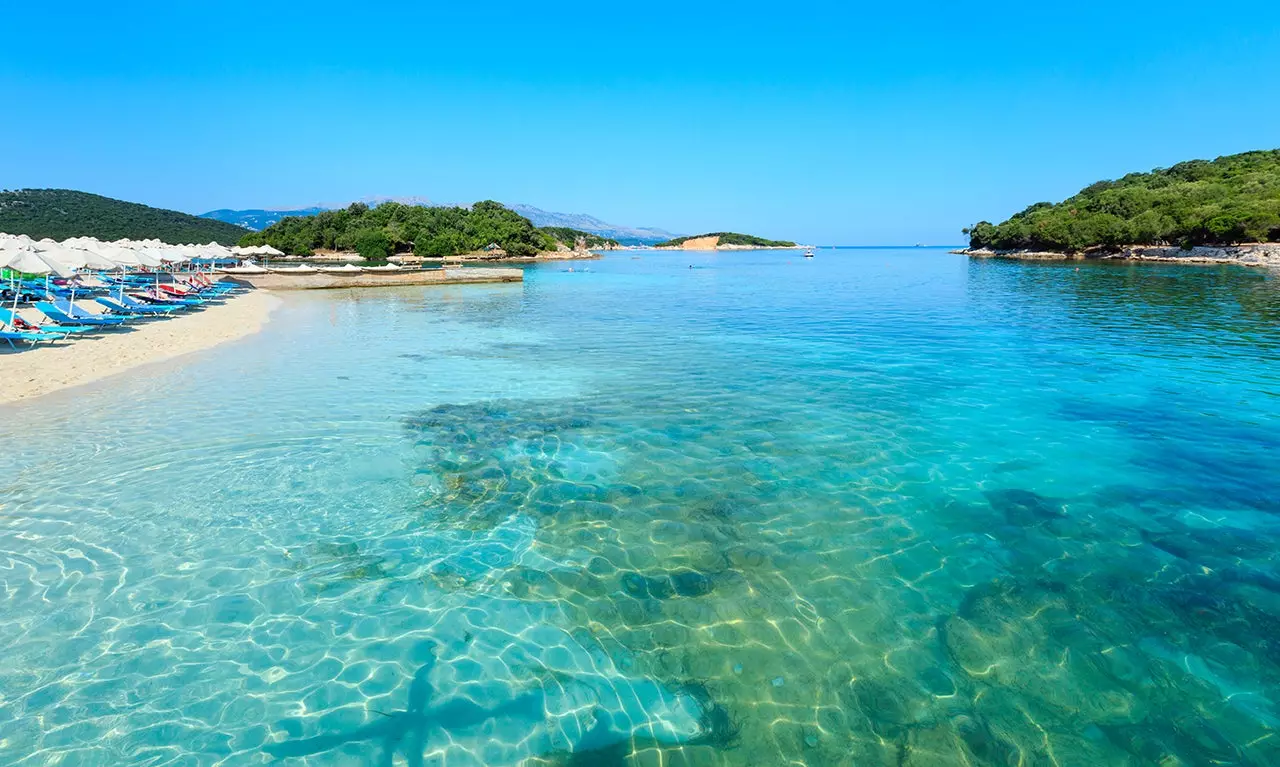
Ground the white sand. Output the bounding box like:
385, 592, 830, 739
1, 290, 282, 405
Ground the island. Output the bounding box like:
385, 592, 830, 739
238, 201, 615, 262
653, 232, 797, 250
959, 150, 1280, 266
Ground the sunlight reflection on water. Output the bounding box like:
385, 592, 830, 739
1, 250, 1279, 765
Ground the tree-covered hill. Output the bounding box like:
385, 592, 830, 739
0, 189, 248, 244
965, 150, 1280, 252
535, 227, 619, 249
239, 200, 609, 259
655, 232, 797, 248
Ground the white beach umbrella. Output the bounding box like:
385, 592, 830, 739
102, 245, 163, 268
197, 244, 235, 278
148, 246, 193, 292
34, 244, 120, 315
0, 247, 74, 276
99, 245, 162, 301
0, 247, 75, 317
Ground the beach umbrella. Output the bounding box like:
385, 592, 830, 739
99, 245, 162, 300
32, 243, 118, 315
0, 247, 74, 276
197, 244, 235, 280
0, 246, 74, 317
148, 246, 191, 292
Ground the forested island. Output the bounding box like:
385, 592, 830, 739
238, 201, 616, 260
654, 232, 797, 249
0, 189, 247, 244
964, 150, 1280, 253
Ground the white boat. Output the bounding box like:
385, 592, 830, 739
803, 249, 815, 258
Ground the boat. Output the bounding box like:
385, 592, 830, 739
803, 249, 815, 258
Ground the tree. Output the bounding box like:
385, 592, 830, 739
1205, 215, 1244, 243
353, 228, 392, 262
962, 149, 1280, 251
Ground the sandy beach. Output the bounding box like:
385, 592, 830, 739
1, 290, 281, 405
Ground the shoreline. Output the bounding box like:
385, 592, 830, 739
1, 290, 282, 406
955, 243, 1280, 268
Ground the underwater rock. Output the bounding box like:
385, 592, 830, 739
265, 610, 718, 765
1143, 523, 1274, 564
840, 677, 932, 738
952, 713, 1022, 766
983, 489, 1066, 527
619, 569, 716, 601
670, 570, 714, 597
1097, 716, 1245, 767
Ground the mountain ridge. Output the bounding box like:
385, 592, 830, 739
1, 189, 247, 244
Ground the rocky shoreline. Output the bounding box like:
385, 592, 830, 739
956, 243, 1280, 268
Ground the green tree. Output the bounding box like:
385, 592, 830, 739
353, 228, 392, 262
963, 149, 1280, 251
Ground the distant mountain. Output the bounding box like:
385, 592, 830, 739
1, 189, 247, 244
201, 207, 329, 231
201, 199, 680, 245
507, 205, 679, 246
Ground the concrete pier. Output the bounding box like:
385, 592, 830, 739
222, 267, 523, 291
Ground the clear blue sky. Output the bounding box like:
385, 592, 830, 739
3, 1, 1278, 244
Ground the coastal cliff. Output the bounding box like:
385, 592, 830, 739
959, 243, 1280, 268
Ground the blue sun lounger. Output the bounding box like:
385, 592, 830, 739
118, 293, 193, 313
48, 299, 136, 323
36, 302, 128, 326
0, 329, 64, 348
95, 296, 181, 316
0, 307, 96, 336
135, 292, 206, 308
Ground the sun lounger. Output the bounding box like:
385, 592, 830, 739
49, 299, 137, 323
119, 293, 192, 312
0, 308, 96, 336
0, 329, 64, 348
36, 301, 129, 326
137, 290, 205, 307
94, 296, 178, 316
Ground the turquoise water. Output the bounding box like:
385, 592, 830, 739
2, 248, 1280, 766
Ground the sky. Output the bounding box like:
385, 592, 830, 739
3, 1, 1278, 245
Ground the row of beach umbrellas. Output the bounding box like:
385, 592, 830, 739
0, 234, 284, 273
231, 244, 285, 257
0, 233, 253, 315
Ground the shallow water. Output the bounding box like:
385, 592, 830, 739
2, 249, 1280, 766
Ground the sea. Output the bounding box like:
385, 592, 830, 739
2, 247, 1279, 765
